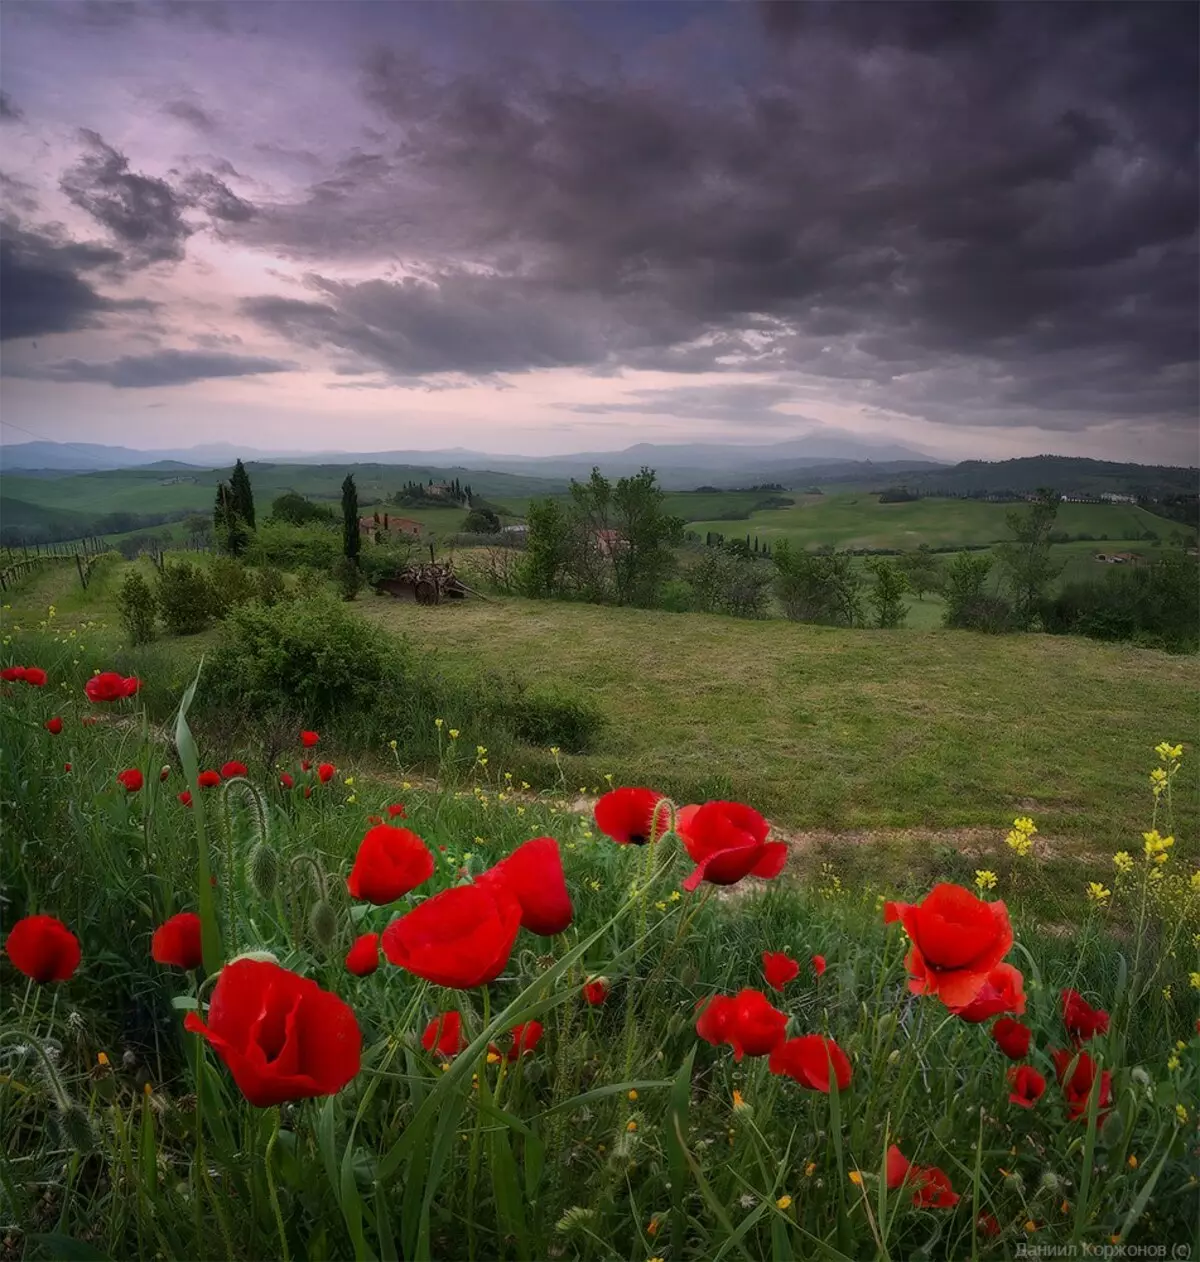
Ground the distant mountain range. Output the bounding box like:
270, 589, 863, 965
0, 432, 940, 486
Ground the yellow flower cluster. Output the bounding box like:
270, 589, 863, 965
1006, 816, 1037, 857
1086, 882, 1111, 906
1113, 851, 1134, 874
974, 870, 998, 892
1143, 830, 1174, 864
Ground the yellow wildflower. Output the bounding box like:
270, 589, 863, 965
647, 1256, 664, 1262
1176, 1104, 1189, 1124
1167, 1054, 1180, 1071
1142, 830, 1174, 861
974, 869, 998, 892
628, 1090, 639, 1101
668, 890, 681, 902
1190, 972, 1200, 990
848, 1171, 863, 1186
655, 901, 667, 911
732, 1089, 746, 1110
486, 1051, 501, 1065
97, 1051, 110, 1066
435, 718, 443, 729
143, 1082, 153, 1096
626, 1120, 638, 1132
1025, 1220, 1037, 1235
343, 776, 355, 786
1154, 741, 1183, 762
1127, 1154, 1138, 1169
1163, 986, 1173, 1001
588, 879, 601, 892
346, 794, 357, 805
805, 1162, 816, 1177
1086, 882, 1111, 905
1191, 871, 1200, 893
776, 1195, 792, 1210
388, 739, 398, 750
476, 745, 487, 756
549, 746, 560, 756
1113, 851, 1134, 874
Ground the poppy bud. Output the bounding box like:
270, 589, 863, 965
887, 1049, 901, 1066
1004, 1171, 1025, 1193
309, 900, 337, 948
249, 841, 279, 900
875, 1012, 896, 1036
1039, 1172, 1061, 1194
53, 1103, 97, 1153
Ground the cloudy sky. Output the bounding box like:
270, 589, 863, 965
1, 0, 1196, 463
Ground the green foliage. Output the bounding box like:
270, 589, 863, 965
463, 506, 502, 534
499, 686, 605, 753
896, 546, 943, 599
270, 491, 335, 526
115, 568, 157, 645
229, 458, 256, 530
997, 488, 1062, 629
207, 556, 257, 617
155, 558, 215, 635
359, 544, 419, 586
942, 553, 1013, 632
331, 555, 363, 602
246, 521, 340, 571
689, 548, 773, 618
865, 557, 909, 628
341, 474, 360, 562
772, 541, 862, 626
213, 481, 250, 558
254, 565, 289, 607
517, 498, 572, 598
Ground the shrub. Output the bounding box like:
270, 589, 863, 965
293, 566, 328, 600
499, 687, 606, 753
865, 558, 909, 628
462, 507, 501, 534
332, 555, 363, 601
359, 545, 419, 586
115, 568, 157, 645
942, 554, 1013, 632
246, 522, 340, 572
690, 549, 773, 619
254, 565, 289, 606
207, 556, 257, 617
773, 542, 862, 626
269, 492, 335, 526
155, 559, 215, 635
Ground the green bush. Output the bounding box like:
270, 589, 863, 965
155, 559, 215, 635
115, 568, 157, 645
498, 686, 605, 753
246, 522, 340, 572
207, 556, 257, 617
254, 565, 289, 606
332, 555, 363, 601
359, 545, 419, 586
293, 566, 328, 600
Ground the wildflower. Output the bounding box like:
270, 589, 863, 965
449, 729, 460, 739
655, 900, 667, 911
1167, 1054, 1180, 1071
954, 963, 1026, 1022
1052, 1049, 1113, 1120
1025, 1221, 1037, 1234
388, 739, 398, 751
5, 914, 81, 983
85, 671, 140, 702
974, 869, 997, 892
626, 1120, 638, 1132
347, 794, 357, 805
1190, 973, 1200, 990
769, 1035, 853, 1093
221, 761, 248, 779
344, 933, 380, 977
992, 1017, 1033, 1060
490, 1021, 543, 1061
343, 776, 355, 787
318, 763, 335, 784
811, 954, 827, 975
197, 770, 221, 789
884, 883, 1013, 1009
435, 718, 444, 729
1155, 741, 1184, 761
588, 879, 601, 892
486, 1051, 502, 1065
117, 768, 144, 793
45, 716, 63, 735
848, 1171, 863, 1186
1087, 882, 1112, 906
696, 989, 788, 1061
184, 959, 361, 1106
151, 913, 202, 969
280, 772, 294, 790
886, 1146, 959, 1208
476, 745, 487, 756
677, 800, 787, 891
346, 825, 434, 905
804, 1162, 816, 1177
476, 837, 573, 935
776, 1194, 792, 1210
669, 890, 681, 902
594, 787, 670, 845
1062, 989, 1109, 1043
762, 950, 800, 991
549, 746, 560, 756
178, 790, 193, 808
382, 883, 521, 988
1113, 851, 1134, 874
1143, 830, 1174, 861
1176, 1104, 1189, 1123
422, 1012, 466, 1058
1008, 1065, 1046, 1108
732, 1089, 747, 1111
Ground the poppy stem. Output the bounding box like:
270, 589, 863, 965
265, 1105, 290, 1262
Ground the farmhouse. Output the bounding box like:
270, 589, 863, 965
593, 528, 624, 557
359, 515, 422, 538
1094, 551, 1140, 564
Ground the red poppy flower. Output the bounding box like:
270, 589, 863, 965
884, 884, 1014, 1010
301, 730, 319, 747
1007, 1065, 1046, 1109
64, 763, 72, 772
421, 1011, 467, 1058
5, 914, 81, 983
304, 785, 313, 799
762, 951, 800, 990
85, 672, 139, 702
476, 837, 573, 936
677, 801, 788, 892
184, 959, 361, 1107
159, 766, 170, 781
197, 770, 221, 789
346, 825, 435, 905
977, 1212, 1001, 1238
280, 772, 294, 789
1061, 989, 1109, 1044
583, 977, 610, 1006
491, 1021, 544, 1061
1052, 1049, 1112, 1120
345, 933, 380, 976
696, 988, 788, 1061
45, 717, 63, 735
317, 763, 335, 784
221, 760, 248, 779
178, 790, 193, 808
593, 787, 670, 844
366, 814, 383, 825
151, 912, 203, 969
992, 1017, 1032, 1060
885, 1146, 959, 1208
768, 1035, 852, 1092
381, 883, 522, 988
22, 667, 47, 687
117, 768, 144, 793
811, 954, 827, 976
954, 963, 1026, 1022
0, 666, 25, 682
302, 760, 312, 771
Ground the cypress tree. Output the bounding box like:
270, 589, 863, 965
229, 459, 256, 529
342, 474, 360, 562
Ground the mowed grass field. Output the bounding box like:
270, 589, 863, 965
359, 595, 1198, 863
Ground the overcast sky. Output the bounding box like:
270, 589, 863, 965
1, 0, 1197, 464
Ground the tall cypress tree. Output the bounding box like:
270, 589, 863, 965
229, 459, 256, 530
342, 474, 360, 562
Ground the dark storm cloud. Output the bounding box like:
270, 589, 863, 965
567, 383, 799, 424
236, 1, 1196, 430
180, 171, 255, 223
10, 348, 294, 387
61, 130, 194, 264
163, 99, 218, 133
0, 91, 22, 122
0, 220, 147, 341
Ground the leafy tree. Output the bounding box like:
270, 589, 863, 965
997, 489, 1061, 629
463, 507, 502, 534
609, 468, 685, 606
214, 482, 249, 558
942, 553, 1012, 632
156, 560, 216, 635
896, 546, 942, 600
689, 549, 773, 619
865, 558, 909, 628
517, 499, 572, 597
116, 569, 157, 644
270, 492, 334, 526
772, 542, 862, 626
183, 513, 212, 547
229, 459, 256, 530
332, 555, 363, 601
341, 474, 360, 563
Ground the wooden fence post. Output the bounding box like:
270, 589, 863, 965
76, 553, 87, 589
